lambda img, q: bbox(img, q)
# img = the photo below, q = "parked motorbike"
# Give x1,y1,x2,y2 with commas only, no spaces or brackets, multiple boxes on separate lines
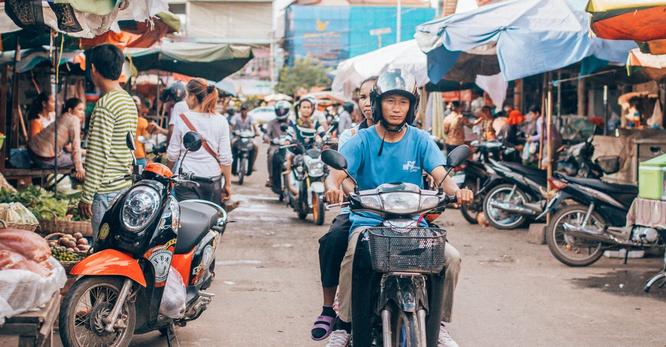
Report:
556,135,619,179
541,172,662,268
232,129,257,185
59,132,228,347
459,140,520,224
282,124,336,225
479,158,548,229
322,145,471,346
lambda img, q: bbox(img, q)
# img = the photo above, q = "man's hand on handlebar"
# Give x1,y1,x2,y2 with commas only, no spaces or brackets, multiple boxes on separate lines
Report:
325,187,345,204
456,188,474,205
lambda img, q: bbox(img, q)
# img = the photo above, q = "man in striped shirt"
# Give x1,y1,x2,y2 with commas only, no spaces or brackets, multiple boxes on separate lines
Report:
78,44,138,238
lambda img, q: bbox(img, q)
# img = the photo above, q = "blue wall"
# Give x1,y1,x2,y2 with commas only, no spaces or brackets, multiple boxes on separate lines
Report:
286,6,350,67
348,7,435,57
285,5,435,67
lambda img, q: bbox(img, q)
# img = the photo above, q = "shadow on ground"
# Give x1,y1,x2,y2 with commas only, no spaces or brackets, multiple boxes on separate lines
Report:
571,269,666,301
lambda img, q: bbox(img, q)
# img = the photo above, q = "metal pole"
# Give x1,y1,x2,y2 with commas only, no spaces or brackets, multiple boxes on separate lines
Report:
546,87,553,225
50,32,58,192
603,85,608,135
396,0,402,43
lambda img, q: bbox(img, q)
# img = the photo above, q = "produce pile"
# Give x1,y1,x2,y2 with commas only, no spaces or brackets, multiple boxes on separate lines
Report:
47,232,90,263
0,228,54,276
0,187,88,221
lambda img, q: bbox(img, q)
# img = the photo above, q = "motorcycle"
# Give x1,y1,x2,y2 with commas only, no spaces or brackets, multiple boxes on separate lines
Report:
232,129,257,185
321,145,471,346
270,124,294,200
542,172,660,268
59,132,228,347
556,134,618,179
282,124,336,225
479,158,549,229
459,140,521,225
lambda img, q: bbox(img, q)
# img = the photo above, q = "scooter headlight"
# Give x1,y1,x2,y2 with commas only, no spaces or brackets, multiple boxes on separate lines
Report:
381,192,421,214
122,186,161,232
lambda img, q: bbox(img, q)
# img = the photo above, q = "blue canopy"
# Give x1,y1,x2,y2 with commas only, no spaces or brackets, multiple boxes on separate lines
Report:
415,0,637,83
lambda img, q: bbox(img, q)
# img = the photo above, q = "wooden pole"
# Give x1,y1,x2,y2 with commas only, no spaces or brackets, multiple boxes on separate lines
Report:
546,86,553,225
0,65,7,170
10,42,20,149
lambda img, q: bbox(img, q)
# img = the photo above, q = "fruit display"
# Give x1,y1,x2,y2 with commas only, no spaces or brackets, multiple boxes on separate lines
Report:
45,232,90,263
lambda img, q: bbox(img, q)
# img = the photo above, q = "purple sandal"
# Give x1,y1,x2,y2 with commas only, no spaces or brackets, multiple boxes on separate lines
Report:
311,314,336,341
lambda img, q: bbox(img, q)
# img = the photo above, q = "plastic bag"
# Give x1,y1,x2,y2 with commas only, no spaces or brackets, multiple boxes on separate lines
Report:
0,203,39,225
159,266,186,319
0,229,51,263
0,257,66,324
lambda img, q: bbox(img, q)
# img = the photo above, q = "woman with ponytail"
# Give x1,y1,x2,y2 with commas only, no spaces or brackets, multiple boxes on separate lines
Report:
167,78,232,206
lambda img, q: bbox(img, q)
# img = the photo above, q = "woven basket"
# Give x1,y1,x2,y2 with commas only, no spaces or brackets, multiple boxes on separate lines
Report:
39,211,92,237
0,219,39,232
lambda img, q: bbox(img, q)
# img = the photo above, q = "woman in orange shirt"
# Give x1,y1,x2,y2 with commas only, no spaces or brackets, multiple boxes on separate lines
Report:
28,92,56,137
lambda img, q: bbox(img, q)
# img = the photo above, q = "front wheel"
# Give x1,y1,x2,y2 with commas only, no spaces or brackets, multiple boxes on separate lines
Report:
238,157,247,185
59,277,136,347
312,193,325,225
545,204,605,267
483,184,528,230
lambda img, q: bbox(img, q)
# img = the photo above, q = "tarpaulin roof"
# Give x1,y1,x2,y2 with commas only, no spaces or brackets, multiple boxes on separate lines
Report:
125,42,254,81
0,0,168,38
416,0,636,83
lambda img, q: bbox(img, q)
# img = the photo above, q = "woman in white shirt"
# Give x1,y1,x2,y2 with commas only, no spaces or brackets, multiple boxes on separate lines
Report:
167,78,232,206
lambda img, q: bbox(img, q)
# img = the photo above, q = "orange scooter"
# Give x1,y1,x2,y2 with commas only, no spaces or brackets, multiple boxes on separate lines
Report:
59,132,227,347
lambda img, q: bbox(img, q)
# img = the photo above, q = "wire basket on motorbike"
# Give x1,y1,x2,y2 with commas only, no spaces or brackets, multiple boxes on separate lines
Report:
367,227,447,274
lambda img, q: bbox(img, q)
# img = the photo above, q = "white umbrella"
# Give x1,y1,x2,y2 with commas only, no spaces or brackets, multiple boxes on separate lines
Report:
332,40,428,98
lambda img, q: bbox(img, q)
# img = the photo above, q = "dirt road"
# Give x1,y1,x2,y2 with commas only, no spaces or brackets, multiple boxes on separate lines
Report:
102,146,666,346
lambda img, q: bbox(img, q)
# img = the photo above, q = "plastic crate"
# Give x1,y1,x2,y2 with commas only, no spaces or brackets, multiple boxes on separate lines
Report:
639,154,666,200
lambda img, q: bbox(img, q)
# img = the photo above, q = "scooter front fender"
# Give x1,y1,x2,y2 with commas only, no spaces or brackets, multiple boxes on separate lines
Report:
70,249,147,287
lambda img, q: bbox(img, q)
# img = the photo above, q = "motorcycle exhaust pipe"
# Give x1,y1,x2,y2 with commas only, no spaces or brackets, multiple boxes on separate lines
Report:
562,223,611,243
382,309,392,347
489,201,539,216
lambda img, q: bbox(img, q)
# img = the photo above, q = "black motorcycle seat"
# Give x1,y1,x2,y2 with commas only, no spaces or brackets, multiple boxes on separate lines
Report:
175,201,220,254
500,162,546,182
564,176,638,195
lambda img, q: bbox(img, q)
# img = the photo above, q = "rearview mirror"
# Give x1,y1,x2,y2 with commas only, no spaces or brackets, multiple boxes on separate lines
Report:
280,123,289,132
183,131,203,152
446,145,471,167
126,132,136,151
321,150,347,170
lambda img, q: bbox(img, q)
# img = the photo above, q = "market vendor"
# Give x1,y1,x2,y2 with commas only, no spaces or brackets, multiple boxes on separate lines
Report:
28,92,56,138
27,98,85,181
624,97,643,129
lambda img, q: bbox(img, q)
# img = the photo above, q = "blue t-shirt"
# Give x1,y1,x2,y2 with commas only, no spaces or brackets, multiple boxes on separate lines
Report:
339,125,446,232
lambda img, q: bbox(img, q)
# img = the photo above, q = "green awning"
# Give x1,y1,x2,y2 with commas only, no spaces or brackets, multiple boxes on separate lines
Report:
125,42,254,81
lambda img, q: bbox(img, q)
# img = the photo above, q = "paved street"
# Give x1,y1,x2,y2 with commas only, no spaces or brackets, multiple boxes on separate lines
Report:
129,145,666,347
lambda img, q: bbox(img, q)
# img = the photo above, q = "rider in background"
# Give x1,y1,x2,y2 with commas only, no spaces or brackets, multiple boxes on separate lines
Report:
230,103,260,176
263,100,292,187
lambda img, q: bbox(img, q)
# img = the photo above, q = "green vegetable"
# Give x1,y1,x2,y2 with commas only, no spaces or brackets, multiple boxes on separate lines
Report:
0,187,89,221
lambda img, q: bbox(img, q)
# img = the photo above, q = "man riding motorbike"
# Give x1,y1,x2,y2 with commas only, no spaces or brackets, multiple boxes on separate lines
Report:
230,103,260,176
263,100,292,187
324,69,473,347
311,76,377,342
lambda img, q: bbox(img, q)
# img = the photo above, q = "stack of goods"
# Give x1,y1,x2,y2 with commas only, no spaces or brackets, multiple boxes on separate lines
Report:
0,203,39,231
0,227,66,323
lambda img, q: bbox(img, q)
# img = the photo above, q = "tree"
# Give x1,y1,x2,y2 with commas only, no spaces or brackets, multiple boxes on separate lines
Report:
275,57,330,96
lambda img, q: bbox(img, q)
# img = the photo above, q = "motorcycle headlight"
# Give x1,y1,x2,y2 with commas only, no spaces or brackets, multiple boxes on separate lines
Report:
121,186,161,233
361,193,440,214
381,192,421,214
304,156,325,177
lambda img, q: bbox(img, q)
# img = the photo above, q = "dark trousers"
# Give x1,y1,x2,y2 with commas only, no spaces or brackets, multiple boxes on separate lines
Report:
231,141,257,175
174,177,222,206
318,213,351,288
